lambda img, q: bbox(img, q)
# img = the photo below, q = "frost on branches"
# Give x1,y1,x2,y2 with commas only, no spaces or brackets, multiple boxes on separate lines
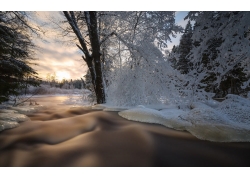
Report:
106,40,185,107
183,11,250,99
101,12,184,106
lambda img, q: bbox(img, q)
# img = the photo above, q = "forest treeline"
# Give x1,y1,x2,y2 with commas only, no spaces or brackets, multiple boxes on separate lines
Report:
1,11,250,105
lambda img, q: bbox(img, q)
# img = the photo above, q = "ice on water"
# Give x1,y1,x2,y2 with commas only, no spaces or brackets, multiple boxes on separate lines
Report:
10,105,44,115
118,94,250,142
0,120,19,132
119,107,191,131
0,103,45,132
0,113,30,122
0,109,31,132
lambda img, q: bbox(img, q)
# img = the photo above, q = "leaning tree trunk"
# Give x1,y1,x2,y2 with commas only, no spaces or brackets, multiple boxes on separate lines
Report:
63,11,106,104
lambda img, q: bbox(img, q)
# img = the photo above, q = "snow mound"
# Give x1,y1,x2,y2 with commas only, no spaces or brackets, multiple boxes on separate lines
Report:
160,108,188,120
119,95,250,142
0,113,30,122
186,122,250,142
10,105,45,115
204,99,220,108
0,120,19,132
177,95,250,142
216,94,250,126
0,110,30,132
119,107,191,130
179,106,250,142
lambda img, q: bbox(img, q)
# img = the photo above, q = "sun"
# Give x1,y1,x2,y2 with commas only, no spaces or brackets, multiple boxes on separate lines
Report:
56,71,71,82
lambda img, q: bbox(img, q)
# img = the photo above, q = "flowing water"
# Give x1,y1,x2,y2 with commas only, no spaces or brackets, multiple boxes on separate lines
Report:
0,95,250,166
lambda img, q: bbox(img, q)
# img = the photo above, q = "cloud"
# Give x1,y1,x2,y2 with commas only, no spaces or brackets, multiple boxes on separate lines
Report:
31,11,189,79
30,12,88,80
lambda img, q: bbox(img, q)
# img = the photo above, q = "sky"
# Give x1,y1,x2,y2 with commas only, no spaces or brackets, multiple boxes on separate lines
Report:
30,12,87,81
29,11,189,82
6,1,241,82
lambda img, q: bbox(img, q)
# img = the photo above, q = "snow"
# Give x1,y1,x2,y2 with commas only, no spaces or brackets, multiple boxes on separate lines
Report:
103,107,128,112
118,107,191,131
0,109,18,114
118,94,250,142
10,105,45,115
1,93,250,142
216,94,250,126
0,109,30,132
0,120,19,132
0,113,30,122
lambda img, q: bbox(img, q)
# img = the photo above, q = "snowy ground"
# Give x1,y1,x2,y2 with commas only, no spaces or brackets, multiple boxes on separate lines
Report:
1,93,250,142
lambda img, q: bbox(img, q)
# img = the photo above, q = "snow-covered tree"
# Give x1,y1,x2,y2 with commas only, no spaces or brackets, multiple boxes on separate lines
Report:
168,45,179,69
176,20,193,74
60,11,182,105
184,11,250,98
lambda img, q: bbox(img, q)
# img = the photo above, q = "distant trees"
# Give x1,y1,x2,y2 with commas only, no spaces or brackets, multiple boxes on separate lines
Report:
44,73,84,90
46,72,57,87
0,11,40,103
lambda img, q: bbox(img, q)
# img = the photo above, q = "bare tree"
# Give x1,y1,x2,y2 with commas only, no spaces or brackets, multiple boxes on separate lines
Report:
63,11,105,104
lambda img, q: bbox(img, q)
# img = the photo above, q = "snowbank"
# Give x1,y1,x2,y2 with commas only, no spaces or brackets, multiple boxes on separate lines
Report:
119,107,191,131
0,110,31,132
118,94,250,142
0,113,30,122
0,120,19,132
10,105,45,115
0,104,45,132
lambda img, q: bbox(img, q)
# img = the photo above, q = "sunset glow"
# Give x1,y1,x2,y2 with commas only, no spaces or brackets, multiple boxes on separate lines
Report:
56,71,71,81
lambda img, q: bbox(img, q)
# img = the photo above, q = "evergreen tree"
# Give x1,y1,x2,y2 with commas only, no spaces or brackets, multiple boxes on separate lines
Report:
185,11,250,97
176,20,193,74
0,12,40,103
168,45,179,69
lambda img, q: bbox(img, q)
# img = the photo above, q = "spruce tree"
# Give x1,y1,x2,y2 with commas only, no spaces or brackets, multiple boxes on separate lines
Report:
185,11,250,97
0,12,40,103
168,45,179,69
176,20,193,74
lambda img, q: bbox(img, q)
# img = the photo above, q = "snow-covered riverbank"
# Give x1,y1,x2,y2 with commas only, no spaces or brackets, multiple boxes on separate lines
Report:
1,94,250,142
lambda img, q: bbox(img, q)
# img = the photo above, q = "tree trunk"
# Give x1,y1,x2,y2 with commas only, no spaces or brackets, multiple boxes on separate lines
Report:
63,11,106,104
85,11,106,104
